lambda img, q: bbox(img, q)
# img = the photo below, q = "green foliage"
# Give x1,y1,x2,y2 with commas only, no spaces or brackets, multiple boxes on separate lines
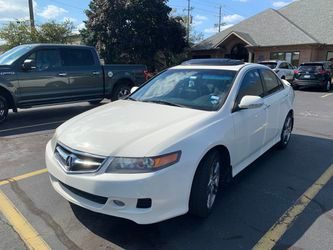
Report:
82,0,187,70
0,21,74,50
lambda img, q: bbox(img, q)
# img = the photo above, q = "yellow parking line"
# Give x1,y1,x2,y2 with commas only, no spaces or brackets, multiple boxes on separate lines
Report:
0,169,48,187
0,190,51,249
254,164,333,249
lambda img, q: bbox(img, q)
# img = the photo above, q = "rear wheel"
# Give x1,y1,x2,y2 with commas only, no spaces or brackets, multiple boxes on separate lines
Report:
323,79,331,92
0,95,9,124
111,81,133,101
189,150,224,218
277,114,293,149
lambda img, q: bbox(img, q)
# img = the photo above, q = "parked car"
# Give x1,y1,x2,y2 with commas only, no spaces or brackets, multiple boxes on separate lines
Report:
46,59,295,224
259,60,295,81
0,44,147,124
293,61,332,91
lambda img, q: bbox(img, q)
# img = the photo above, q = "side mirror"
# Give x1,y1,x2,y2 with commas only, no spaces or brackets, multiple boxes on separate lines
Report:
22,59,36,71
130,86,139,94
238,95,264,110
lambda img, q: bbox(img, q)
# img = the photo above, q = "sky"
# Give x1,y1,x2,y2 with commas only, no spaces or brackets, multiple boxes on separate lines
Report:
0,0,297,39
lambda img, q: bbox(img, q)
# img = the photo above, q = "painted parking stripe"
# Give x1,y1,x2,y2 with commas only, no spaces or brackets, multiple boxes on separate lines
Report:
253,163,333,249
0,120,65,133
321,93,333,98
0,169,48,187
0,190,51,249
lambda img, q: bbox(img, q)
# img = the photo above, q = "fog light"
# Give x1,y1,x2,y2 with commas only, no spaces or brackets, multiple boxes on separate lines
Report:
113,200,125,207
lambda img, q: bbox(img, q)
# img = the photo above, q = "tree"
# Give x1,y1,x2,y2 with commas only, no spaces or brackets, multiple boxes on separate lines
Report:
175,15,204,46
0,21,74,50
82,0,187,70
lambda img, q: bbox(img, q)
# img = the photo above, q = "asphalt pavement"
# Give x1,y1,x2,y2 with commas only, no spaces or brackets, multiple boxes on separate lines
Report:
0,90,333,250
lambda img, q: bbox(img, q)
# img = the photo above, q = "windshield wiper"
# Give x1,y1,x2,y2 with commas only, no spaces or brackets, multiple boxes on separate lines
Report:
142,99,185,108
126,97,137,101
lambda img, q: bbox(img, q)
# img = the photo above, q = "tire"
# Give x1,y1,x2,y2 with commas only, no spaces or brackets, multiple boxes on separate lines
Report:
88,100,102,105
0,95,9,124
111,81,133,101
189,150,224,218
323,79,331,92
277,113,293,149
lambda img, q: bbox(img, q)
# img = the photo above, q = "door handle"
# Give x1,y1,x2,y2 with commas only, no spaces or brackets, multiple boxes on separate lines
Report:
58,73,67,77
92,71,101,75
264,104,271,110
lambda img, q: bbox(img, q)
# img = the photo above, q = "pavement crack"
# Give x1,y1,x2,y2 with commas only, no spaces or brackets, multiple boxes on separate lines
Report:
8,180,81,250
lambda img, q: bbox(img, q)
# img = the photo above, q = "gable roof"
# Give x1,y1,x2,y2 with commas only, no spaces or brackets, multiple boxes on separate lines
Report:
193,0,332,51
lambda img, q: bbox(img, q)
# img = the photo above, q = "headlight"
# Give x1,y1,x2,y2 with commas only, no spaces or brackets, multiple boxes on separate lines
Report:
105,151,181,173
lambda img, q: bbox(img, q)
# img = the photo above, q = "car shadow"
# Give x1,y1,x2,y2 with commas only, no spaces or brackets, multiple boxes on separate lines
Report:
0,102,106,137
71,133,333,249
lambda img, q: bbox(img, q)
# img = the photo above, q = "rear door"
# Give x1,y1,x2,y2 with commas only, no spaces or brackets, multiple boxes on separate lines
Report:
17,48,69,105
60,48,104,100
260,69,285,144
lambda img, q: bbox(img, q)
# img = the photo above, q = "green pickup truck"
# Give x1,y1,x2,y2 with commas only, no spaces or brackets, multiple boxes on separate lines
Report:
0,44,147,124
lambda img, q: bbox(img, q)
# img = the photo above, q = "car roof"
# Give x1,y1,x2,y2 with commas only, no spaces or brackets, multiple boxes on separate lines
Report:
182,58,245,66
171,62,269,71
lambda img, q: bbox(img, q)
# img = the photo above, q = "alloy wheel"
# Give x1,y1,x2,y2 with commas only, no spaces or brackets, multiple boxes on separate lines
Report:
117,88,131,99
207,161,220,209
282,116,292,145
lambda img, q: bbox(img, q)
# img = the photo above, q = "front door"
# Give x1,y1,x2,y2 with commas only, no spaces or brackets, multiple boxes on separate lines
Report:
17,48,69,106
260,69,284,143
231,69,267,167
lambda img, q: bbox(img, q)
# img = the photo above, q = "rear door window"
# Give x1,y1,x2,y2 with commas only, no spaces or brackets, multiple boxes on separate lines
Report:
61,48,95,66
279,62,288,69
260,69,283,95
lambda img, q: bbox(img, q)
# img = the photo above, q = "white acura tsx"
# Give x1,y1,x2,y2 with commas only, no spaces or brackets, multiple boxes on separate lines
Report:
46,59,294,224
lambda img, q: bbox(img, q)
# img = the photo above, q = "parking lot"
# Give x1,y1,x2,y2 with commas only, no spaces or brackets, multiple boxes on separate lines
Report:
0,89,333,250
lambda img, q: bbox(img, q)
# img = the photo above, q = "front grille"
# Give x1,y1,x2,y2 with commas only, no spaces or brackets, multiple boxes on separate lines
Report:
59,181,108,205
55,143,106,173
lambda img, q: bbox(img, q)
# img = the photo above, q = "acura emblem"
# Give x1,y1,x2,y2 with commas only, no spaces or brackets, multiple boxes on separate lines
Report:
65,154,77,170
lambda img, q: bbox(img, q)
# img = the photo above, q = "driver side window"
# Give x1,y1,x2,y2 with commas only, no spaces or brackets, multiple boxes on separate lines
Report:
26,49,62,71
235,70,264,105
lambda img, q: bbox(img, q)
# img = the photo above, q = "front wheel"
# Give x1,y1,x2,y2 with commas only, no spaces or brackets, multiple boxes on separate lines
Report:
277,114,293,149
0,96,9,124
189,150,224,218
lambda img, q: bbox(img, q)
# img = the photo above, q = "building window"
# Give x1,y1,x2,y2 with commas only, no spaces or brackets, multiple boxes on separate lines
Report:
327,52,333,62
270,52,300,66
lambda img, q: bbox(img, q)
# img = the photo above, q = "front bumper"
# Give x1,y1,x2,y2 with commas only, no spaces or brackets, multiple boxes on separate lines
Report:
45,141,191,224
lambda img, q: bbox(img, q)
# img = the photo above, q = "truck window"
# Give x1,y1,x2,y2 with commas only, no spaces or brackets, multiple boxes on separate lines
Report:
61,49,95,66
27,49,62,71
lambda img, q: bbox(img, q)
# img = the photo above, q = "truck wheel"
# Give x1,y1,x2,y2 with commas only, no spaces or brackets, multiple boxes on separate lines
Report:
189,150,225,218
111,81,132,101
0,96,9,124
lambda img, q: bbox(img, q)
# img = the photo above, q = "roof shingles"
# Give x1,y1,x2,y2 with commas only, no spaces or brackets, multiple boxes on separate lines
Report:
193,0,332,50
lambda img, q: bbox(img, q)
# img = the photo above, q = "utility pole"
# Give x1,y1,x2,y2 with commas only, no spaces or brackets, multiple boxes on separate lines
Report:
218,5,222,32
187,0,191,44
28,0,35,29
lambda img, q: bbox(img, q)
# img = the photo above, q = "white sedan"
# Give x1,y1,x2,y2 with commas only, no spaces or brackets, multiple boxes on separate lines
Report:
46,59,294,224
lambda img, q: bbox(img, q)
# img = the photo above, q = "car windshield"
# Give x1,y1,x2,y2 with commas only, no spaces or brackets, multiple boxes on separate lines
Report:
0,45,33,65
130,69,237,111
259,62,277,69
299,64,323,72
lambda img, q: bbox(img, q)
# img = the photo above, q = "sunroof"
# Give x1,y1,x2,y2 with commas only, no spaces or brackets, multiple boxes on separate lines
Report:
181,58,245,66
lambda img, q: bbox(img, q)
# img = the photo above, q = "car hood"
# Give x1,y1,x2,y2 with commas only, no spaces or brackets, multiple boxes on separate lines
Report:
56,100,212,157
